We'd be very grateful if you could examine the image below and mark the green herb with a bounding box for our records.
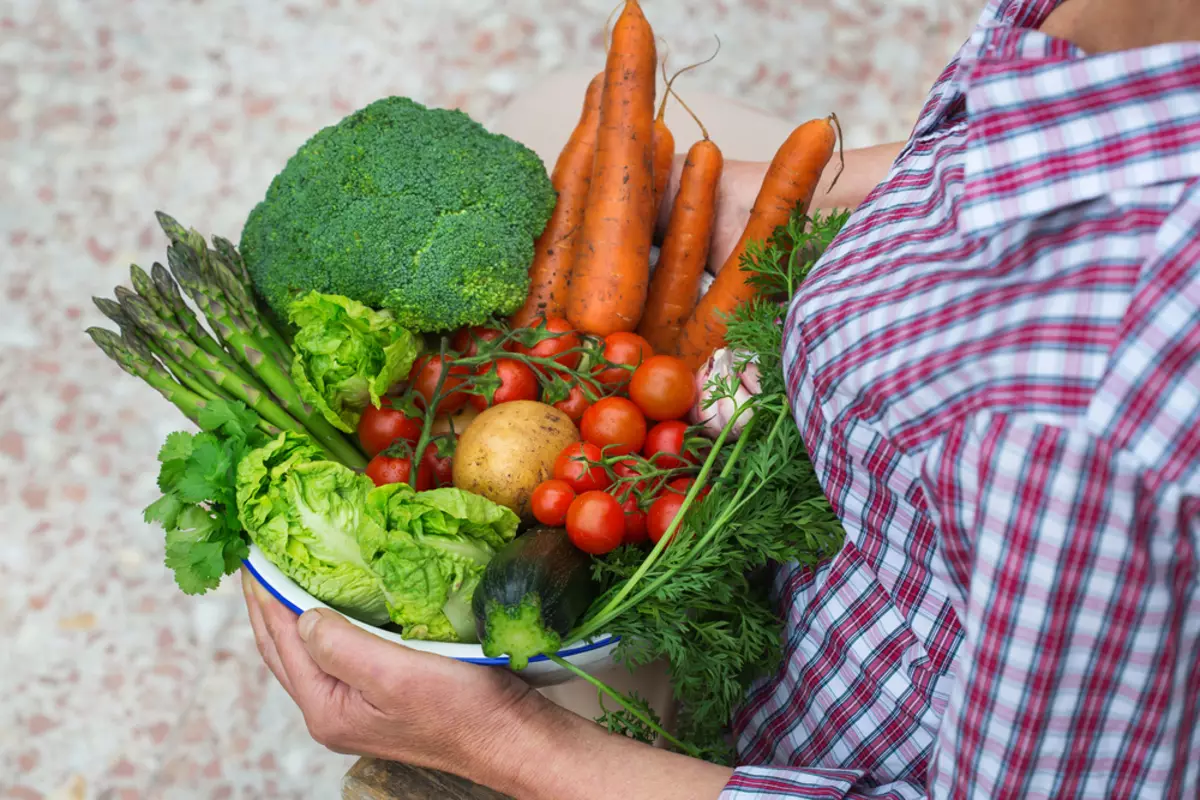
[143,399,269,595]
[566,210,851,763]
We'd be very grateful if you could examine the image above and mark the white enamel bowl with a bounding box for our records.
[243,544,618,687]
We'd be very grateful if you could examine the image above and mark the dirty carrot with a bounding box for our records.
[651,60,676,220]
[638,89,723,354]
[510,72,605,328]
[675,115,839,369]
[565,0,657,337]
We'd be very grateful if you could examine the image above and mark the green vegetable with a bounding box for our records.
[89,213,367,469]
[143,399,270,594]
[236,431,390,625]
[362,483,520,642]
[472,526,598,670]
[557,210,852,763]
[239,97,557,332]
[288,292,421,433]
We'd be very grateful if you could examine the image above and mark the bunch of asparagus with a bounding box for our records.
[87,212,367,468]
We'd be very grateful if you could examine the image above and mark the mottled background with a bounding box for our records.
[0,1,980,797]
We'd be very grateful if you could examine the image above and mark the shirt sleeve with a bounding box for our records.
[918,413,1199,797]
[722,766,924,799]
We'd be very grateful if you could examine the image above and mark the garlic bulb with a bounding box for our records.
[690,348,758,440]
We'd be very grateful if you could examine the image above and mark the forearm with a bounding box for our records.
[475,693,733,800]
[809,140,904,210]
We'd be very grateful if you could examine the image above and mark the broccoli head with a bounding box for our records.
[240,97,556,332]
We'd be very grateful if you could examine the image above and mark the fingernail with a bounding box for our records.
[297,610,320,641]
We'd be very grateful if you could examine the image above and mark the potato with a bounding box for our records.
[452,401,579,518]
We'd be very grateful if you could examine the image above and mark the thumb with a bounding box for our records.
[297,608,420,690]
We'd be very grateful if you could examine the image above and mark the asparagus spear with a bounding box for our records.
[93,296,223,403]
[150,262,243,371]
[114,287,315,445]
[211,234,252,288]
[88,327,209,427]
[167,259,366,467]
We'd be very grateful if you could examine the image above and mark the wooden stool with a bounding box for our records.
[342,660,675,799]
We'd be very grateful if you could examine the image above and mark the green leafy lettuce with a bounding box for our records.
[235,431,391,625]
[362,483,520,642]
[144,400,269,595]
[288,291,421,433]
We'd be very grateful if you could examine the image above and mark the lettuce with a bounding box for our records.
[288,291,421,433]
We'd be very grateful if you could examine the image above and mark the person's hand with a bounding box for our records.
[240,569,541,779]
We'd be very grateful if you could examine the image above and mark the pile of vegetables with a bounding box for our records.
[87,0,850,766]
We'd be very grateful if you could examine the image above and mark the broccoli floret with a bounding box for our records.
[240,97,556,332]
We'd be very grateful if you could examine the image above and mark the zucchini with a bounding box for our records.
[472,526,598,669]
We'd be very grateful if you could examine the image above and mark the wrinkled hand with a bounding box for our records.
[241,569,538,776]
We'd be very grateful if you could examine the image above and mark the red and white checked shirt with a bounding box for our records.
[723,1,1200,797]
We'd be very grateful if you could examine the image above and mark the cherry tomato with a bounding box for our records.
[620,495,648,544]
[566,491,625,555]
[411,355,470,415]
[531,479,576,527]
[647,491,686,545]
[519,317,581,372]
[552,385,592,422]
[666,476,710,499]
[451,326,506,357]
[553,442,610,493]
[357,403,423,458]
[629,355,697,421]
[365,450,433,490]
[421,442,454,488]
[580,396,647,456]
[642,419,692,469]
[594,331,653,387]
[612,457,649,497]
[468,359,539,412]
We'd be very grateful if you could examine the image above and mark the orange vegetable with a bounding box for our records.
[510,72,605,328]
[638,89,723,354]
[675,115,839,369]
[565,0,657,337]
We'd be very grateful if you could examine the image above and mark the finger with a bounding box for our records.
[296,607,442,703]
[250,576,341,708]
[241,570,295,698]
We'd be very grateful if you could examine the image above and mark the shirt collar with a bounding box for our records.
[957,34,1200,235]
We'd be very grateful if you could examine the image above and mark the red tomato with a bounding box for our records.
[421,442,453,488]
[519,317,581,372]
[566,491,625,555]
[629,355,696,421]
[580,396,647,456]
[647,491,686,545]
[620,495,648,544]
[411,355,470,415]
[553,442,610,493]
[451,326,505,357]
[666,476,710,499]
[553,385,591,422]
[468,359,539,412]
[357,403,423,458]
[594,332,653,387]
[531,479,576,527]
[365,451,433,490]
[642,419,692,469]
[612,457,648,497]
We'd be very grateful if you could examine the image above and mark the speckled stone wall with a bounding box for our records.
[0,1,982,797]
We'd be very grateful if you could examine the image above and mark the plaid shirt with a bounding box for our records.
[723,1,1200,798]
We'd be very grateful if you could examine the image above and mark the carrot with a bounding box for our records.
[649,39,718,220]
[510,72,605,328]
[651,59,676,220]
[565,0,657,337]
[638,89,723,354]
[674,115,839,369]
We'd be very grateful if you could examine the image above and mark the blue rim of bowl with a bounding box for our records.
[242,558,617,666]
